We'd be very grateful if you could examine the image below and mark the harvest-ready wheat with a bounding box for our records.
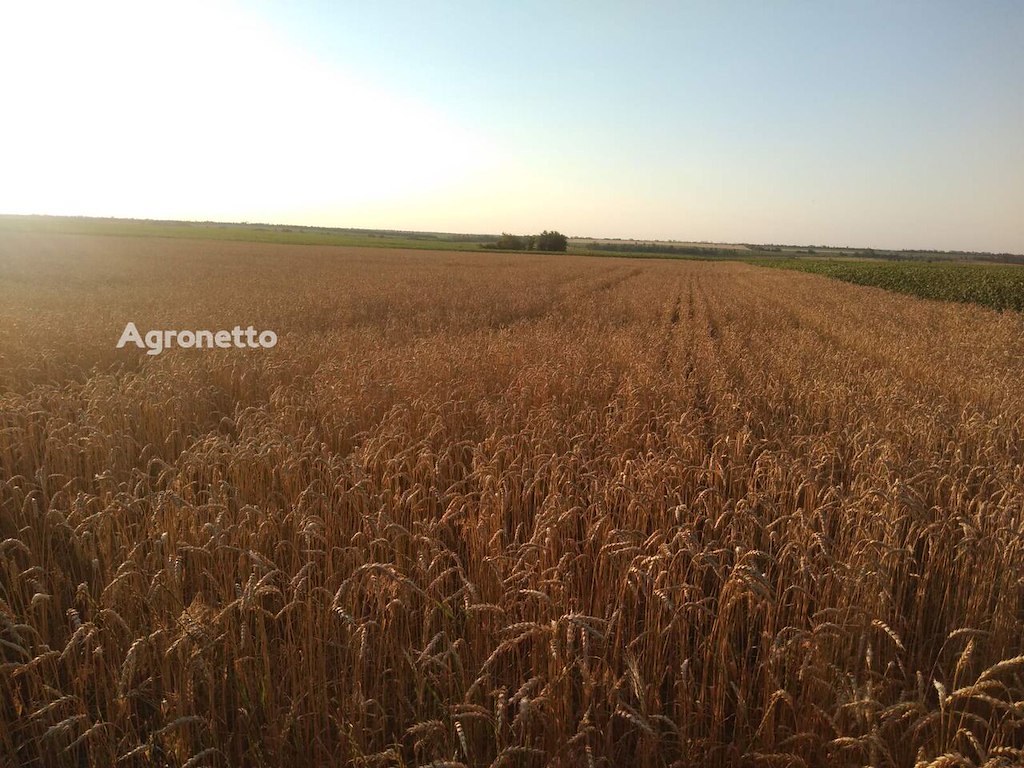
[2,232,1024,767]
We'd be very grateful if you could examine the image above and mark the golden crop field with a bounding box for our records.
[3,233,1024,767]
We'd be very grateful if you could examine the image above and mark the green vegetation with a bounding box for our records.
[583,241,738,257]
[1,215,579,253]
[759,258,1024,312]
[0,215,495,251]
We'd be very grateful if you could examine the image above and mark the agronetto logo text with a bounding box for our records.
[116,322,278,356]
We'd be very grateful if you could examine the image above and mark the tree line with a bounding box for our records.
[481,230,568,252]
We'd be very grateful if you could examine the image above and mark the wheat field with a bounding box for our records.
[2,233,1024,767]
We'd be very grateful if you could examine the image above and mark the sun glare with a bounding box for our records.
[0,1,495,224]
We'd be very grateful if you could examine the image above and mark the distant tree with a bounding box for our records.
[495,233,526,250]
[536,230,568,252]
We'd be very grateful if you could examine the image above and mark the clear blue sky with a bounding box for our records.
[2,1,1022,251]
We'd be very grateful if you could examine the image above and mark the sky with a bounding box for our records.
[1,1,1022,252]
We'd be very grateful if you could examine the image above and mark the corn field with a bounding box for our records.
[2,233,1024,767]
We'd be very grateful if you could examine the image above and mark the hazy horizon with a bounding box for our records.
[2,1,1022,253]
